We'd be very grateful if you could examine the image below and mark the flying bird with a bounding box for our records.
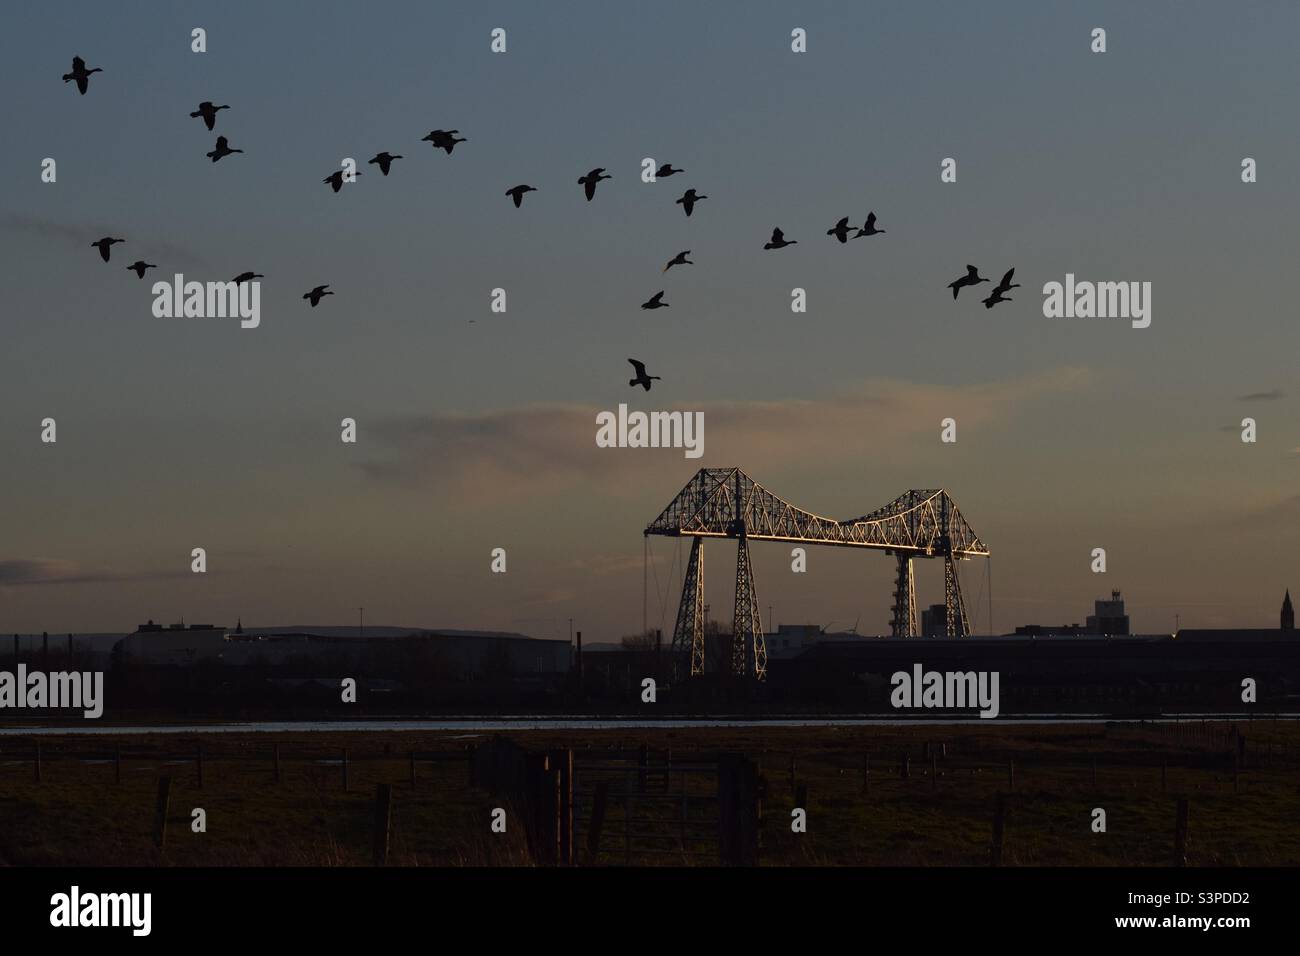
[323,170,360,192]
[855,212,886,237]
[368,152,403,176]
[981,268,1020,308]
[125,260,156,279]
[641,291,669,310]
[62,56,102,95]
[206,136,243,162]
[675,188,707,217]
[505,184,537,208]
[578,168,611,201]
[982,288,1012,309]
[90,237,124,262]
[303,285,334,307]
[656,163,683,178]
[663,250,693,272]
[232,272,264,284]
[989,268,1020,294]
[190,102,229,131]
[827,217,854,244]
[947,264,988,299]
[628,359,661,391]
[764,227,796,250]
[422,129,466,154]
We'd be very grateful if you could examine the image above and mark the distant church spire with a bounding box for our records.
[1283,590,1294,632]
[235,617,243,635]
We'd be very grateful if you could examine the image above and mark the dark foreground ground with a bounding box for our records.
[1,719,1298,866]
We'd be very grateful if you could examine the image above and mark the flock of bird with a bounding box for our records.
[948,265,1021,309]
[63,55,1018,392]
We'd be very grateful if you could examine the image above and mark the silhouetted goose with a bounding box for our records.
[323,170,360,192]
[989,267,1020,295]
[947,264,988,299]
[125,260,156,278]
[422,129,466,154]
[676,188,707,217]
[578,168,611,201]
[854,211,886,238]
[628,358,661,391]
[505,184,537,208]
[206,136,243,162]
[303,285,333,307]
[656,164,683,178]
[827,217,854,244]
[663,250,693,273]
[764,227,796,250]
[641,291,669,310]
[368,152,403,176]
[982,288,1012,309]
[232,272,264,284]
[62,56,102,95]
[190,101,229,131]
[90,237,124,262]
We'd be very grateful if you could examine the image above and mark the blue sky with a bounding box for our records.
[2,1,1298,637]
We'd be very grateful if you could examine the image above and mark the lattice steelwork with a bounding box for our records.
[944,556,971,638]
[670,536,706,679]
[891,554,918,638]
[646,469,989,677]
[731,531,766,680]
[646,469,987,557]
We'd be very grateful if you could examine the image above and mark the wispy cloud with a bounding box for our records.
[1237,389,1284,402]
[0,558,189,587]
[358,367,1093,500]
[1236,494,1300,530]
[1,214,209,268]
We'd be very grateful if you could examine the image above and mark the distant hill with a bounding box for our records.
[6,632,129,655]
[240,625,543,641]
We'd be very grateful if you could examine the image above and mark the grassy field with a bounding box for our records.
[1,719,1298,866]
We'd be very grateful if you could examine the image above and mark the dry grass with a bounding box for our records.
[1,719,1297,866]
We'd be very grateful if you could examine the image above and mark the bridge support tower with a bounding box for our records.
[670,537,706,680]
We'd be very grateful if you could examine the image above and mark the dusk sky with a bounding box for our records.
[2,1,1298,639]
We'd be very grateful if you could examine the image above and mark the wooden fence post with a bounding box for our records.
[990,793,1006,866]
[557,749,574,866]
[718,754,759,866]
[1007,758,1015,792]
[586,779,610,864]
[1174,797,1189,866]
[373,783,393,866]
[550,768,563,866]
[154,776,173,848]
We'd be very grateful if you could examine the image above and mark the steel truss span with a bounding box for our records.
[645,468,991,681]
